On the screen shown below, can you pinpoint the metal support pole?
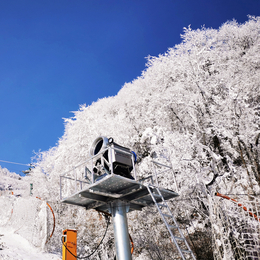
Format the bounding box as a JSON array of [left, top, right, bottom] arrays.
[[111, 200, 132, 260]]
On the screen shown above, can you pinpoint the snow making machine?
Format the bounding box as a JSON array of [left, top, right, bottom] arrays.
[[60, 136, 196, 260], [89, 136, 136, 180]]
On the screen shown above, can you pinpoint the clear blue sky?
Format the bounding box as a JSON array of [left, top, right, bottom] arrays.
[[0, 0, 259, 175]]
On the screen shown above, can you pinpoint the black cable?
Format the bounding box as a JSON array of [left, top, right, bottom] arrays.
[[61, 215, 110, 259]]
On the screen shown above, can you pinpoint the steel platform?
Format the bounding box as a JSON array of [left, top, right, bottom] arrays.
[[61, 174, 178, 213]]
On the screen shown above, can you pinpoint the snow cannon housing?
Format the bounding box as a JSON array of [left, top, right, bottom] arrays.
[[90, 136, 135, 180]]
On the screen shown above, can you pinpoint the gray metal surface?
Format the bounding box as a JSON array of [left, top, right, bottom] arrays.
[[60, 154, 181, 259], [112, 201, 132, 260], [61, 174, 178, 213]]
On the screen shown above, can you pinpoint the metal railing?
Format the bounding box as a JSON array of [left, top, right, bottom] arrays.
[[60, 146, 177, 200], [138, 161, 178, 192], [60, 145, 137, 200]]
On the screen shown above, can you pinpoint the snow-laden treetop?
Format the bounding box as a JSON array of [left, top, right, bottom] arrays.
[[31, 16, 260, 200]]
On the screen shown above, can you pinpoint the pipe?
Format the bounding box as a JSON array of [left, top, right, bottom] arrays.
[[111, 200, 132, 260]]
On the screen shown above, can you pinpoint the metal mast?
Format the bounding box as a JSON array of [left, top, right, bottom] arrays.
[[111, 200, 132, 260]]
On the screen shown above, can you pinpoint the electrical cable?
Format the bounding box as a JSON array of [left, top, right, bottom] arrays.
[[95, 209, 134, 259], [0, 159, 30, 166], [61, 214, 110, 259]]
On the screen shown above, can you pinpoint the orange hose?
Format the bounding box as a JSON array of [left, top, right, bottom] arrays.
[[129, 233, 134, 254], [9, 192, 56, 243], [36, 197, 56, 243], [215, 192, 260, 222]]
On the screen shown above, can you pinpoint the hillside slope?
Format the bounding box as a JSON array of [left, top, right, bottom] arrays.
[[0, 166, 62, 259], [32, 16, 260, 259], [1, 16, 260, 259]]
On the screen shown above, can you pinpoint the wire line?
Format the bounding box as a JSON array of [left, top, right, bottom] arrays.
[[0, 159, 29, 166], [62, 215, 110, 259]]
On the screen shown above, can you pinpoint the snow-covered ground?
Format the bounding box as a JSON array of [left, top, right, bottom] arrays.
[[0, 168, 61, 260], [0, 227, 61, 260]]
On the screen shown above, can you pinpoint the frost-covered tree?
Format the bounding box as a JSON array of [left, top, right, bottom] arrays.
[[29, 16, 260, 259]]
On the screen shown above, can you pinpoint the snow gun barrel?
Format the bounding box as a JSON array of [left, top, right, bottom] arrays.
[[90, 136, 135, 179]]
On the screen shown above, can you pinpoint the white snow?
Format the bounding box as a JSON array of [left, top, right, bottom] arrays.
[[0, 227, 61, 260], [0, 167, 61, 260]]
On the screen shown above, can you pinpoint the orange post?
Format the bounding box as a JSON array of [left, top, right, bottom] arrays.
[[62, 229, 77, 260]]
